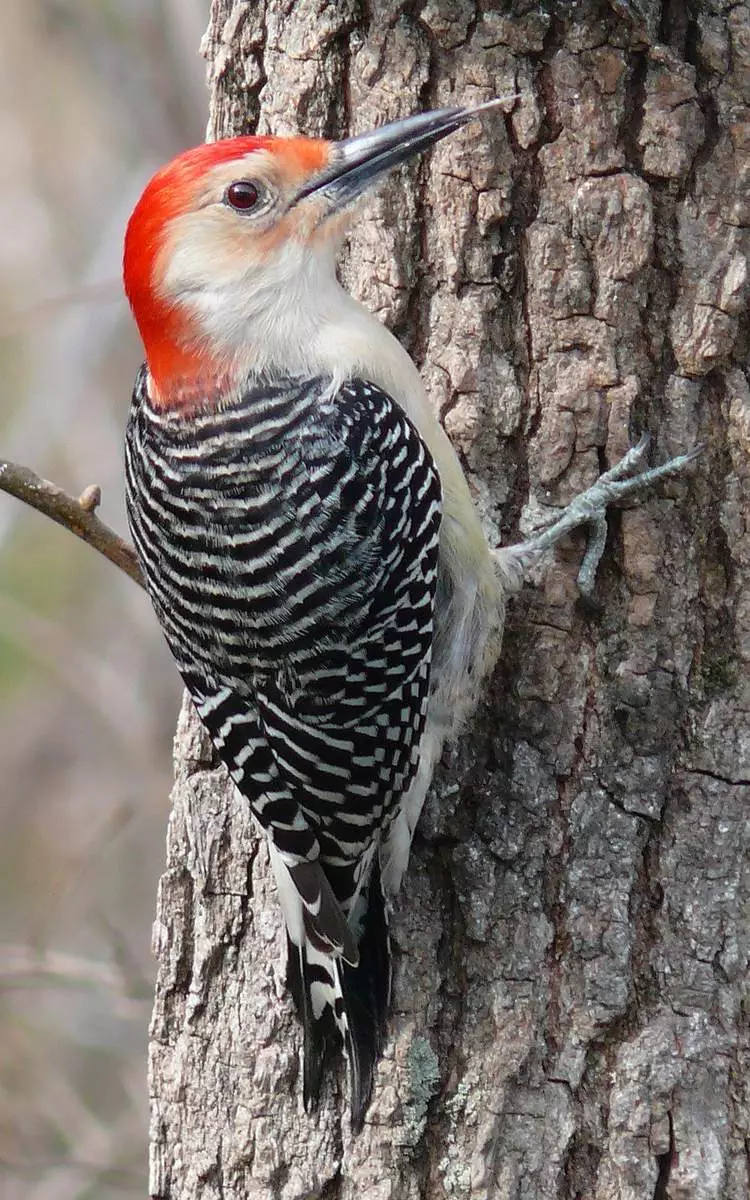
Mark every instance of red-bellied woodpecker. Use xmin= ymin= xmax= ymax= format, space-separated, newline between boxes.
xmin=123 ymin=103 xmax=699 ymax=1128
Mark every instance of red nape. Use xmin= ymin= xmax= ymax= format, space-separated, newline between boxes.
xmin=124 ymin=138 xmax=275 ymax=310
xmin=123 ymin=138 xmax=277 ymax=400
xmin=123 ymin=135 xmax=330 ymax=404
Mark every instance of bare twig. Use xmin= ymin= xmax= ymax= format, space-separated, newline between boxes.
xmin=0 ymin=460 xmax=144 ymax=588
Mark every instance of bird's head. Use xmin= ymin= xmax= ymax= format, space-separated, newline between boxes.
xmin=123 ymin=102 xmax=506 ymax=406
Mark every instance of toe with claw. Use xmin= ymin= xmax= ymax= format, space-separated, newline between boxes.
xmin=493 ymin=436 xmax=703 ymax=600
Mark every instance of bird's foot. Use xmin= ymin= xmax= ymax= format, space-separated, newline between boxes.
xmin=494 ymin=435 xmax=703 ymax=599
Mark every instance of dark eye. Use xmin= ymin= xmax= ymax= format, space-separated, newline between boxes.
xmin=225 ymin=180 xmax=262 ymax=212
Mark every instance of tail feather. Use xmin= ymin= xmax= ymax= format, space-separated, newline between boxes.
xmin=288 ymin=858 xmax=359 ymax=964
xmin=285 ymin=936 xmax=340 ymax=1110
xmin=283 ymin=862 xmax=391 ymax=1130
xmin=339 ymin=861 xmax=390 ymax=1128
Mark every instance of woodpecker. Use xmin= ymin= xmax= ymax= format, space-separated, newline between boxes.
xmin=123 ymin=103 xmax=699 ymax=1128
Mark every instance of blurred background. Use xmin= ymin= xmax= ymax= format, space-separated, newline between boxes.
xmin=0 ymin=3 xmax=209 ymax=1195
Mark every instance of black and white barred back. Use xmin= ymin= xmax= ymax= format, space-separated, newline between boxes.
xmin=124 ymin=368 xmax=442 ymax=1125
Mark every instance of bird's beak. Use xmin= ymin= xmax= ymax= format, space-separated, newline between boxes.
xmin=294 ymin=98 xmax=514 ymax=213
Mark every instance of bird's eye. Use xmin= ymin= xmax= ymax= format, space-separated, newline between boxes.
xmin=225 ymin=180 xmax=263 ymax=212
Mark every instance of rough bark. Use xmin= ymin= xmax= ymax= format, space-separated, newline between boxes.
xmin=148 ymin=3 xmax=750 ymax=1198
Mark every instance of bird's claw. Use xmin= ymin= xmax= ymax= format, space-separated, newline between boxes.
xmin=494 ymin=438 xmax=704 ymax=598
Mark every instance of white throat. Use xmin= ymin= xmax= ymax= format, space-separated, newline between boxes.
xmin=174 ymin=238 xmax=425 ymax=407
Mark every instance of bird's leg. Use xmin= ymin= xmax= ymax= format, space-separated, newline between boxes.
xmin=494 ymin=435 xmax=703 ymax=599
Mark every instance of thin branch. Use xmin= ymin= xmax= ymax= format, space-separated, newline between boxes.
xmin=0 ymin=460 xmax=144 ymax=588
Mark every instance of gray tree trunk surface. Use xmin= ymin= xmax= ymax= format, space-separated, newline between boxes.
xmin=148 ymin=3 xmax=750 ymax=1198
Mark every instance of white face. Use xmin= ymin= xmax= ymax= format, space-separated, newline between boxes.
xmin=155 ymin=148 xmax=350 ymax=375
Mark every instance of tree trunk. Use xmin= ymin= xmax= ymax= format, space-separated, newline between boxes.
xmin=148 ymin=2 xmax=750 ymax=1197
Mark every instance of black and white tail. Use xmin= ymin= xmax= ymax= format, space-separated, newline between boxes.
xmin=277 ymin=850 xmax=391 ymax=1130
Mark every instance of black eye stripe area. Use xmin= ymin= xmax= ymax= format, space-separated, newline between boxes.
xmin=225 ymin=180 xmax=261 ymax=211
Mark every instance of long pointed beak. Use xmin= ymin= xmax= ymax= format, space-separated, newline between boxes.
xmin=295 ymin=98 xmax=515 ymax=212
